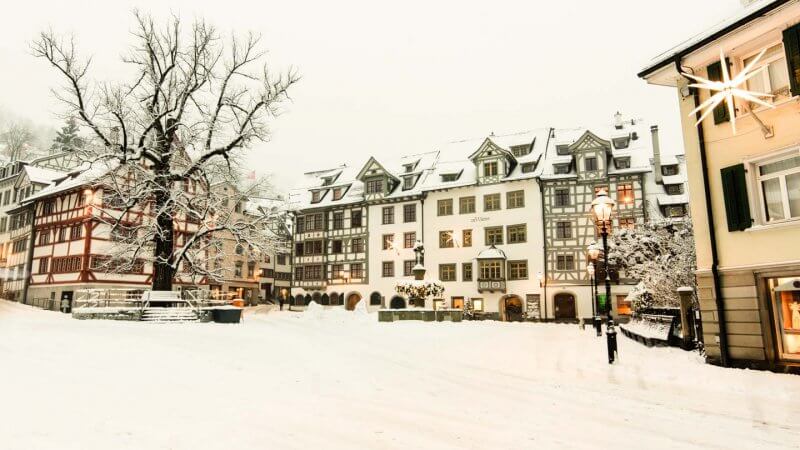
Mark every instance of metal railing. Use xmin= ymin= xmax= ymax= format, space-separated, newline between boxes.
xmin=28 ymin=297 xmax=57 ymax=311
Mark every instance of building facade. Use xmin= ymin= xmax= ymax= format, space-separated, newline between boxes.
xmin=640 ymin=0 xmax=800 ymax=370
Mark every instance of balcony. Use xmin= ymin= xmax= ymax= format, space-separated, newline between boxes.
xmin=477 ymin=279 xmax=506 ymax=293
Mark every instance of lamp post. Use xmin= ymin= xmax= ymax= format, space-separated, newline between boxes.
xmin=587 ymin=242 xmax=601 ymax=336
xmin=590 ymin=189 xmax=618 ymax=364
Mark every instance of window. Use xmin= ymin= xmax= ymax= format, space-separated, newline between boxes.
xmin=383 ymin=234 xmax=394 ymax=250
xmin=403 ymin=204 xmax=416 ymax=223
xmin=618 ymin=184 xmax=634 ymax=204
xmin=462 ymin=229 xmax=472 ymax=247
xmin=616 ymin=158 xmax=631 ymax=169
xmin=507 ymin=224 xmax=527 ymax=244
xmin=522 ymin=162 xmax=536 ymax=173
xmin=439 ymin=264 xmax=456 ymax=282
xmin=351 ymin=238 xmax=365 ymax=253
xmin=744 ymin=43 xmax=790 ymax=104
xmin=51 ymin=256 xmax=81 ymax=273
xmin=662 ymin=165 xmax=679 ymax=176
xmin=484 ymin=161 xmax=498 ymax=177
xmin=350 ymin=263 xmax=364 ymax=279
xmin=556 ymin=221 xmax=572 ymax=239
xmin=666 ymin=184 xmax=683 ymax=195
xmin=484 ymin=193 xmax=501 ymax=211
xmin=331 ymin=264 xmax=344 ymax=279
xmin=403 ymin=260 xmax=415 ymax=277
xmin=619 ymin=217 xmax=636 ymax=230
xmin=404 ymin=232 xmax=416 ymax=248
xmin=38 ymin=231 xmax=50 ymax=246
xmin=584 ymin=157 xmax=597 ymax=171
xmin=311 ymin=191 xmax=322 ymax=203
xmin=382 ymin=206 xmax=394 ymax=225
xmin=511 ymin=144 xmax=529 ymax=157
xmin=295 ymin=242 xmax=304 ymax=256
xmin=441 ymin=173 xmax=460 ymax=182
xmin=556 ymin=255 xmax=575 ymax=271
xmin=459 ymin=196 xmax=475 ymax=214
xmin=69 ymin=224 xmax=83 ymax=241
xmin=438 ymin=199 xmax=453 ymax=216
xmin=485 ymin=227 xmax=503 ymax=245
xmin=332 ymin=187 xmax=344 ymax=201
xmin=479 ymin=260 xmax=502 ymax=279
xmin=366 ymin=179 xmax=383 ymax=194
xmin=42 ymin=200 xmax=55 ymax=215
xmin=304 ymin=265 xmax=323 ymax=280
xmin=439 ymin=230 xmax=454 ymax=248
xmin=38 ymin=257 xmax=49 ymax=274
xmin=508 ymin=260 xmax=528 ymax=280
xmin=304 ymin=240 xmax=323 ymax=255
xmin=382 ymin=261 xmax=394 ymax=278
xmin=295 ymin=216 xmax=304 ymax=233
xmin=305 ymin=213 xmax=323 ymax=231
xmin=507 ymin=190 xmax=524 ymax=208
xmin=554 ymin=164 xmax=570 ymax=175
xmin=757 ymin=154 xmax=800 ymax=222
xmin=247 ymin=262 xmax=256 ymax=278
xmin=331 ymin=240 xmax=343 ymax=254
xmin=58 ymin=227 xmax=66 ymax=242
xmin=332 ymin=212 xmax=344 ymax=229
xmin=472 ymin=298 xmax=484 ymax=311
xmin=235 ymin=262 xmax=243 ymax=277
xmin=294 ymin=267 xmax=304 ymax=281
xmin=594 ymin=185 xmax=609 ymax=196
xmin=556 ymin=145 xmax=570 ymax=156
xmin=351 ymin=210 xmax=362 ymax=228
xmin=554 ymin=188 xmax=570 ymax=207
xmin=403 ymin=176 xmax=414 ymax=190
xmin=667 ymin=205 xmax=686 ymax=217
xmin=462 ymin=262 xmax=473 ymax=281
xmin=617 ymin=295 xmax=632 ymax=316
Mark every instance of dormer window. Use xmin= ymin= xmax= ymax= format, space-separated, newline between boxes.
xmin=662 ymin=165 xmax=679 ymax=176
xmin=612 ymin=136 xmax=630 ymax=149
xmin=556 ymin=145 xmax=570 ymax=156
xmin=484 ymin=161 xmax=498 ymax=177
xmin=365 ymin=179 xmax=383 ymax=194
xmin=332 ymin=187 xmax=344 ymax=200
xmin=521 ymin=162 xmax=535 ymax=173
xmin=441 ymin=173 xmax=460 ymax=182
xmin=311 ymin=190 xmax=322 ymax=203
xmin=584 ymin=157 xmax=597 ymax=171
xmin=511 ymin=145 xmax=529 ymax=157
xmin=615 ymin=158 xmax=631 ymax=169
xmin=554 ymin=164 xmax=570 ymax=175
xmin=403 ymin=176 xmax=415 ymax=190
xmin=666 ymin=184 xmax=682 ymax=195
xmin=403 ymin=163 xmax=415 ymax=173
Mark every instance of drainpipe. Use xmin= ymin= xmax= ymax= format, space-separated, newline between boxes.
xmin=21 ymin=204 xmax=36 ymax=305
xmin=539 ymin=127 xmax=554 ymax=320
xmin=675 ymin=58 xmax=729 ymax=367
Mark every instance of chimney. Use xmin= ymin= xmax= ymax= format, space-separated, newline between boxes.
xmin=614 ymin=111 xmax=624 ymax=130
xmin=651 ymin=125 xmax=662 ymax=183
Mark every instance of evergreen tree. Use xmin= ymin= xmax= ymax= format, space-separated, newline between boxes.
xmin=50 ymin=117 xmax=83 ymax=154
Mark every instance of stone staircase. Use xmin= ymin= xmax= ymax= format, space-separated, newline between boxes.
xmin=141 ymin=307 xmax=200 ymax=323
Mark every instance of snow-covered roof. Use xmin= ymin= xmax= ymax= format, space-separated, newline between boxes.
xmin=661 ymin=173 xmax=686 ymax=185
xmin=657 ymin=194 xmax=689 ymax=206
xmin=476 ymin=246 xmax=507 ymax=260
xmin=638 ymin=0 xmax=784 ymax=78
xmin=23 ymin=165 xmax=66 ymax=185
xmin=22 ymin=161 xmax=115 ymax=204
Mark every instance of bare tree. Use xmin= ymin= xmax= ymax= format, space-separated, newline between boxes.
xmin=0 ymin=122 xmax=35 ymax=161
xmin=32 ymin=11 xmax=299 ymax=291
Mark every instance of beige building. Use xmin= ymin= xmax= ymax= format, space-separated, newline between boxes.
xmin=640 ymin=0 xmax=800 ymax=371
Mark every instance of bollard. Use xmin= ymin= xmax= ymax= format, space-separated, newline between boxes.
xmin=594 ymin=316 xmax=602 ymax=336
xmin=607 ymin=323 xmax=618 ymax=364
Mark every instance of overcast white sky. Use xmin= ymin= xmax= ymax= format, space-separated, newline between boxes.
xmin=0 ymin=0 xmax=742 ymax=190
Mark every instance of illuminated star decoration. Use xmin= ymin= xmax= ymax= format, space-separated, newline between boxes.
xmin=443 ymin=231 xmax=461 ymax=248
xmin=683 ymin=48 xmax=775 ymax=134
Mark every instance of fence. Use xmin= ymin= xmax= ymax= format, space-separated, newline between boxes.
xmin=27 ymin=297 xmax=58 ymax=311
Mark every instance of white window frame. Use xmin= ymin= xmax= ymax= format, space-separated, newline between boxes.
xmin=739 ymin=41 xmax=790 ymax=110
xmin=745 ymin=147 xmax=800 ymax=228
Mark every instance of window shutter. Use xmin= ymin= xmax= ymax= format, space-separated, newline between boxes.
xmin=720 ymin=164 xmax=752 ymax=231
xmin=706 ymin=60 xmax=731 ymax=124
xmin=783 ymin=24 xmax=800 ymax=97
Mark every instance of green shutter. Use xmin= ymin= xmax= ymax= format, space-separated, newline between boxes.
xmin=706 ymin=61 xmax=730 ymax=124
xmin=720 ymin=164 xmax=752 ymax=232
xmin=783 ymin=24 xmax=800 ymax=97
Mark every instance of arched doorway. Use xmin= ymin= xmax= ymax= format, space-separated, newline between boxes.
xmin=346 ymin=293 xmax=362 ymax=311
xmin=369 ymin=292 xmax=382 ymax=307
xmin=293 ymin=294 xmax=303 ymax=306
xmin=554 ymin=293 xmax=576 ymax=320
xmin=389 ymin=296 xmax=406 ymax=309
xmin=321 ymin=293 xmax=330 ymax=305
xmin=330 ymin=292 xmax=340 ymax=306
xmin=501 ymin=295 xmax=524 ymax=322
xmin=304 ymin=294 xmax=312 ymax=306
xmin=312 ymin=292 xmax=321 ymax=305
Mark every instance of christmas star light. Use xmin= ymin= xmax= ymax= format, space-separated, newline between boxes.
xmin=683 ymin=48 xmax=775 ymax=134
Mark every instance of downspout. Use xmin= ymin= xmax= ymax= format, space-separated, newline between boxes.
xmin=539 ymin=127 xmax=553 ymax=320
xmin=21 ymin=204 xmax=36 ymax=305
xmin=675 ymin=57 xmax=729 ymax=367
xmin=288 ymin=211 xmax=295 ymax=310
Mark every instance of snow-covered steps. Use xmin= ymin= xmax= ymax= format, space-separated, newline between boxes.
xmin=141 ymin=308 xmax=200 ymax=323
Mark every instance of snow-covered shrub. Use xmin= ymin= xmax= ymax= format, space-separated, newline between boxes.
xmin=608 ymin=219 xmax=696 ymax=313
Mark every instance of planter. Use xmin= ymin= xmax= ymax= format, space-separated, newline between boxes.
xmin=212 ymin=307 xmax=243 ymax=323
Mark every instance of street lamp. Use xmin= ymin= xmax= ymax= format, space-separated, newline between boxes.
xmin=586 ymin=261 xmax=601 ymax=337
xmin=590 ymin=189 xmax=618 ymax=364
xmin=587 ymin=241 xmax=602 ymax=336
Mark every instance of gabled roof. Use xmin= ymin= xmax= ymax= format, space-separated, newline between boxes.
xmin=355 ymin=156 xmax=400 ymax=183
xmin=468 ymin=137 xmax=515 ymax=163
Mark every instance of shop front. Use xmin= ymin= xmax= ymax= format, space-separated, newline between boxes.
xmin=768 ymin=277 xmax=800 ymax=363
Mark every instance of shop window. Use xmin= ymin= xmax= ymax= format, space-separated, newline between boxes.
xmin=616 ymin=295 xmax=632 ymax=316
xmin=769 ymin=277 xmax=800 ymax=360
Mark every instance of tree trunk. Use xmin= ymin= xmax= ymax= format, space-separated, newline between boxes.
xmin=151 ymin=139 xmax=174 ymax=292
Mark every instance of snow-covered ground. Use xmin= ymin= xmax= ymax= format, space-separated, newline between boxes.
xmin=1 ymin=300 xmax=798 ymax=450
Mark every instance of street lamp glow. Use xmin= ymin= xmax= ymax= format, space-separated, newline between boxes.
xmin=682 ymin=48 xmax=775 ymax=134
xmin=587 ymin=262 xmax=595 ymax=276
xmin=590 ymin=189 xmax=616 ymax=226
xmin=587 ymin=242 xmax=601 ymax=261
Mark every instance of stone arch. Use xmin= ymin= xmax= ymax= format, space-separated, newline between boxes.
xmin=330 ymin=292 xmax=340 ymax=306
xmin=345 ymin=292 xmax=362 ymax=311
xmin=312 ymin=292 xmax=322 ymax=305
xmin=500 ymin=294 xmax=524 ymax=322
xmin=554 ymin=292 xmax=577 ymax=320
xmin=369 ymin=291 xmax=382 ymax=307
xmin=303 ymin=294 xmax=312 ymax=306
xmin=293 ymin=294 xmax=303 ymax=306
xmin=320 ymin=293 xmax=330 ymax=305
xmin=389 ymin=295 xmax=406 ymax=309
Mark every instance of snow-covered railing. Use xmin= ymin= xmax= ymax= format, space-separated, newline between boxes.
xmin=74 ymin=289 xmax=146 ymax=310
